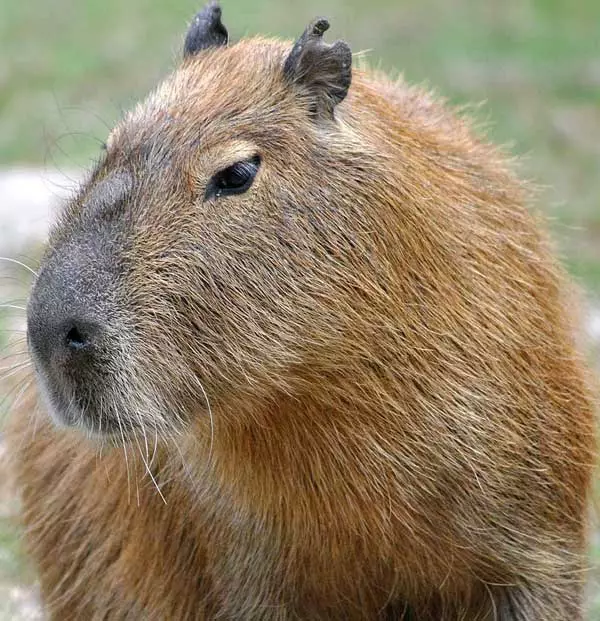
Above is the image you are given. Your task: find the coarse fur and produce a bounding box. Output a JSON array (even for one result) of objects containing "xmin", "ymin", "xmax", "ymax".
[{"xmin": 4, "ymin": 7, "xmax": 596, "ymax": 620}]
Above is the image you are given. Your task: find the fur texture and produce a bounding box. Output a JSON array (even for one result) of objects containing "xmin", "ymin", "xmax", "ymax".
[{"xmin": 5, "ymin": 17, "xmax": 596, "ymax": 621}]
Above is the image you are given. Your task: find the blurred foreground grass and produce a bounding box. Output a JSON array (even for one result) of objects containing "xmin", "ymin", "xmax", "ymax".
[{"xmin": 0, "ymin": 0, "xmax": 599, "ymax": 618}]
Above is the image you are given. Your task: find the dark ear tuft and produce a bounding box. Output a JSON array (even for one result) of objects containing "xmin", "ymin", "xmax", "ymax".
[
  {"xmin": 184, "ymin": 2, "xmax": 228, "ymax": 57},
  {"xmin": 283, "ymin": 18, "xmax": 352, "ymax": 118}
]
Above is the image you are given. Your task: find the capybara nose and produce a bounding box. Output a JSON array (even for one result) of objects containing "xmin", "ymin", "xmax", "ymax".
[
  {"xmin": 26, "ymin": 252, "xmax": 111, "ymax": 373},
  {"xmin": 28, "ymin": 312, "xmax": 103, "ymax": 367}
]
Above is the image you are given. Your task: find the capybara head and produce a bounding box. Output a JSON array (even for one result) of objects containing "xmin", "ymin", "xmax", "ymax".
[
  {"xmin": 24, "ymin": 2, "xmax": 577, "ymax": 461},
  {"xmin": 27, "ymin": 4, "xmax": 380, "ymax": 439}
]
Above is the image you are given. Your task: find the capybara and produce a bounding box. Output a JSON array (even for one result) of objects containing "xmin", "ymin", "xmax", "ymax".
[{"xmin": 5, "ymin": 3, "xmax": 596, "ymax": 619}]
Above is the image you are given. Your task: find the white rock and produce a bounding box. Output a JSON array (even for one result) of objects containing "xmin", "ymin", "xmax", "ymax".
[
  {"xmin": 0, "ymin": 168, "xmax": 81, "ymax": 255},
  {"xmin": 588, "ymin": 306, "xmax": 600, "ymax": 344}
]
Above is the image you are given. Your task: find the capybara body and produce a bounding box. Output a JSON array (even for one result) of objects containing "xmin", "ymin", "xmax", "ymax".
[{"xmin": 6, "ymin": 4, "xmax": 596, "ymax": 620}]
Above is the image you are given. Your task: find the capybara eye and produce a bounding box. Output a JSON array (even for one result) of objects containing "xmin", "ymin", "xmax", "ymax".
[{"xmin": 205, "ymin": 155, "xmax": 261, "ymax": 200}]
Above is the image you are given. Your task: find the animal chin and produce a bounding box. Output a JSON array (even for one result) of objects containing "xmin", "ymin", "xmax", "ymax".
[{"xmin": 35, "ymin": 368, "xmax": 126, "ymax": 439}]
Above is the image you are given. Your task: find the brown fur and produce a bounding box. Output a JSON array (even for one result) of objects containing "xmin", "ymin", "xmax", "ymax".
[{"xmin": 5, "ymin": 25, "xmax": 596, "ymax": 621}]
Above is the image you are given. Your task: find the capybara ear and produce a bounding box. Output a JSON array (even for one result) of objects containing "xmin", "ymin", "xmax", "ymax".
[
  {"xmin": 283, "ymin": 18, "xmax": 352, "ymax": 119},
  {"xmin": 184, "ymin": 2, "xmax": 228, "ymax": 57}
]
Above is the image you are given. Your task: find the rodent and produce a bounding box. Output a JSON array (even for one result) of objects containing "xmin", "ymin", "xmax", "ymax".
[{"xmin": 5, "ymin": 3, "xmax": 596, "ymax": 619}]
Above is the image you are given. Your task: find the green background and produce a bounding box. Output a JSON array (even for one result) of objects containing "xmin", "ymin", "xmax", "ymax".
[{"xmin": 2, "ymin": 0, "xmax": 599, "ymax": 294}]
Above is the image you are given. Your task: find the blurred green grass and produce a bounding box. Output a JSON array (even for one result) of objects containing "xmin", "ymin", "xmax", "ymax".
[
  {"xmin": 1, "ymin": 0, "xmax": 599, "ymax": 293},
  {"xmin": 0, "ymin": 0, "xmax": 599, "ymax": 617},
  {"xmin": 0, "ymin": 517, "xmax": 25, "ymax": 582}
]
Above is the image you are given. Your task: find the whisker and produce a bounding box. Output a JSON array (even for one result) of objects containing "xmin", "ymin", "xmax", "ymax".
[
  {"xmin": 0, "ymin": 333, "xmax": 28, "ymax": 346},
  {"xmin": 115, "ymin": 402, "xmax": 132, "ymax": 505},
  {"xmin": 23, "ymin": 391, "xmax": 42, "ymax": 447},
  {"xmin": 0, "ymin": 257, "xmax": 38, "ymax": 277},
  {"xmin": 9, "ymin": 378, "xmax": 35, "ymax": 418},
  {"xmin": 0, "ymin": 344, "xmax": 29, "ymax": 360},
  {"xmin": 0, "ymin": 304, "xmax": 27, "ymax": 312},
  {"xmin": 0, "ymin": 360, "xmax": 31, "ymax": 374},
  {"xmin": 135, "ymin": 464, "xmax": 141, "ymax": 507},
  {"xmin": 0, "ymin": 375, "xmax": 29, "ymax": 410},
  {"xmin": 97, "ymin": 393, "xmax": 103, "ymax": 437},
  {"xmin": 136, "ymin": 409, "xmax": 150, "ymax": 464},
  {"xmin": 134, "ymin": 427, "xmax": 167, "ymax": 505},
  {"xmin": 0, "ymin": 275, "xmax": 32, "ymax": 286},
  {"xmin": 194, "ymin": 376, "xmax": 215, "ymax": 466},
  {"xmin": 0, "ymin": 361, "xmax": 32, "ymax": 382},
  {"xmin": 142, "ymin": 452, "xmax": 167, "ymax": 504},
  {"xmin": 130, "ymin": 419, "xmax": 141, "ymax": 508},
  {"xmin": 133, "ymin": 409, "xmax": 148, "ymax": 507},
  {"xmin": 0, "ymin": 300, "xmax": 28, "ymax": 310},
  {"xmin": 0, "ymin": 333, "xmax": 26, "ymax": 345},
  {"xmin": 149, "ymin": 422, "xmax": 159, "ymax": 468},
  {"xmin": 11, "ymin": 381, "xmax": 40, "ymax": 454}
]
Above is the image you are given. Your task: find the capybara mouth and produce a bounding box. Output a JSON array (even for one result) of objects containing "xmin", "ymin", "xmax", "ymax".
[
  {"xmin": 27, "ymin": 308, "xmax": 122, "ymax": 435},
  {"xmin": 32, "ymin": 358, "xmax": 132, "ymax": 438}
]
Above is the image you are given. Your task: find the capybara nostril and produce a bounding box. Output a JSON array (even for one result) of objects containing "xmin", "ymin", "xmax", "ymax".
[
  {"xmin": 64, "ymin": 322, "xmax": 96, "ymax": 352},
  {"xmin": 65, "ymin": 325, "xmax": 87, "ymax": 350},
  {"xmin": 28, "ymin": 311, "xmax": 103, "ymax": 366}
]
